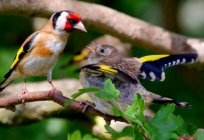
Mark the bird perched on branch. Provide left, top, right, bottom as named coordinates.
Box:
left=80, top=44, right=198, bottom=115
left=0, top=10, right=87, bottom=94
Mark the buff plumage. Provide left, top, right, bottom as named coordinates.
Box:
left=0, top=10, right=87, bottom=92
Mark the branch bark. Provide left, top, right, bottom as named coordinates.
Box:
left=0, top=79, right=126, bottom=125
left=1, top=0, right=204, bottom=62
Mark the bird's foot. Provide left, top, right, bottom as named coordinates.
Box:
left=80, top=101, right=95, bottom=112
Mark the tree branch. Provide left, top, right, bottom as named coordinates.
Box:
left=0, top=89, right=125, bottom=122
left=0, top=79, right=126, bottom=125
left=1, top=0, right=204, bottom=62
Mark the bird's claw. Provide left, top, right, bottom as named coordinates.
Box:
left=80, top=101, right=95, bottom=112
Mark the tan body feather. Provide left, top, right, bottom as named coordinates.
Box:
left=0, top=20, right=68, bottom=91
left=0, top=10, right=87, bottom=92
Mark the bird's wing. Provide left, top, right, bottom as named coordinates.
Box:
left=81, top=64, right=138, bottom=83
left=81, top=64, right=118, bottom=75
left=138, top=54, right=198, bottom=81
left=3, top=32, right=39, bottom=79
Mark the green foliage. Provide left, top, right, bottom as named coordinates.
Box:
left=105, top=125, right=136, bottom=139
left=0, top=119, right=72, bottom=140
left=150, top=105, right=182, bottom=140
left=194, top=129, right=204, bottom=140
left=76, top=79, right=204, bottom=140
left=64, top=79, right=119, bottom=108
left=94, top=79, right=120, bottom=101
left=67, top=130, right=99, bottom=140
left=63, top=87, right=100, bottom=108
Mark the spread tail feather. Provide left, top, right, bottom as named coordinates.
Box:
left=139, top=54, right=198, bottom=81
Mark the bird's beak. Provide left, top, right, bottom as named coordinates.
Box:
left=87, top=41, right=99, bottom=53
left=87, top=45, right=96, bottom=53
left=73, top=21, right=87, bottom=32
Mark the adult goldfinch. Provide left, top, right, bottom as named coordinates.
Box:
left=80, top=44, right=197, bottom=115
left=0, top=10, right=87, bottom=92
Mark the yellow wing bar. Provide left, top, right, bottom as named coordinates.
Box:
left=81, top=64, right=118, bottom=75
left=139, top=55, right=169, bottom=63
left=10, top=46, right=24, bottom=69
left=98, top=65, right=118, bottom=75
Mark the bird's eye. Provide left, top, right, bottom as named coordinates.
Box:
left=100, top=49, right=105, bottom=53
left=68, top=18, right=77, bottom=24
left=97, top=47, right=111, bottom=56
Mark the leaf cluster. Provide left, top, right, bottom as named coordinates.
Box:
left=69, top=79, right=204, bottom=140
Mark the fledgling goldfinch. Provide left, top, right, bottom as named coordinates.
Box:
left=82, top=44, right=198, bottom=82
left=0, top=10, right=87, bottom=93
left=80, top=44, right=197, bottom=115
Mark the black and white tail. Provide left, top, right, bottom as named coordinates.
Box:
left=139, top=54, right=198, bottom=81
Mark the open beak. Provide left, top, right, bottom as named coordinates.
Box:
left=73, top=21, right=87, bottom=32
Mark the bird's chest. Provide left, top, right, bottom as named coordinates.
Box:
left=46, top=39, right=66, bottom=55
left=17, top=40, right=66, bottom=76
left=17, top=55, right=57, bottom=76
left=80, top=71, right=138, bottom=115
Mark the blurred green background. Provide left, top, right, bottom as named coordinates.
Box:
left=1, top=0, right=204, bottom=139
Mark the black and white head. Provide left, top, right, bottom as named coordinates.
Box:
left=52, top=10, right=87, bottom=33
left=87, top=44, right=121, bottom=64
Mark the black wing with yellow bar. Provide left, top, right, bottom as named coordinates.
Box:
left=81, top=64, right=138, bottom=83
left=138, top=54, right=198, bottom=81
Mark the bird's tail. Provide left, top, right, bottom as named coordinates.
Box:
left=139, top=54, right=198, bottom=81
left=150, top=93, right=191, bottom=108
left=0, top=79, right=12, bottom=92
left=0, top=70, right=18, bottom=92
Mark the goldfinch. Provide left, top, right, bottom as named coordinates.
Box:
left=0, top=10, right=87, bottom=93
left=80, top=44, right=197, bottom=115
left=82, top=44, right=198, bottom=82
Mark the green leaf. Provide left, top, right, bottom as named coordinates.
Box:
left=187, top=123, right=197, bottom=135
left=63, top=99, right=74, bottom=109
left=122, top=94, right=152, bottom=139
left=67, top=130, right=99, bottom=140
left=93, top=79, right=120, bottom=101
left=67, top=130, right=81, bottom=140
left=194, top=129, right=204, bottom=140
left=105, top=125, right=136, bottom=139
left=111, top=104, right=123, bottom=116
left=133, top=128, right=145, bottom=140
left=123, top=94, right=145, bottom=122
left=63, top=79, right=119, bottom=111
left=72, top=87, right=100, bottom=99
left=63, top=87, right=100, bottom=109
left=82, top=134, right=99, bottom=140
left=150, top=104, right=180, bottom=140
left=176, top=115, right=188, bottom=136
